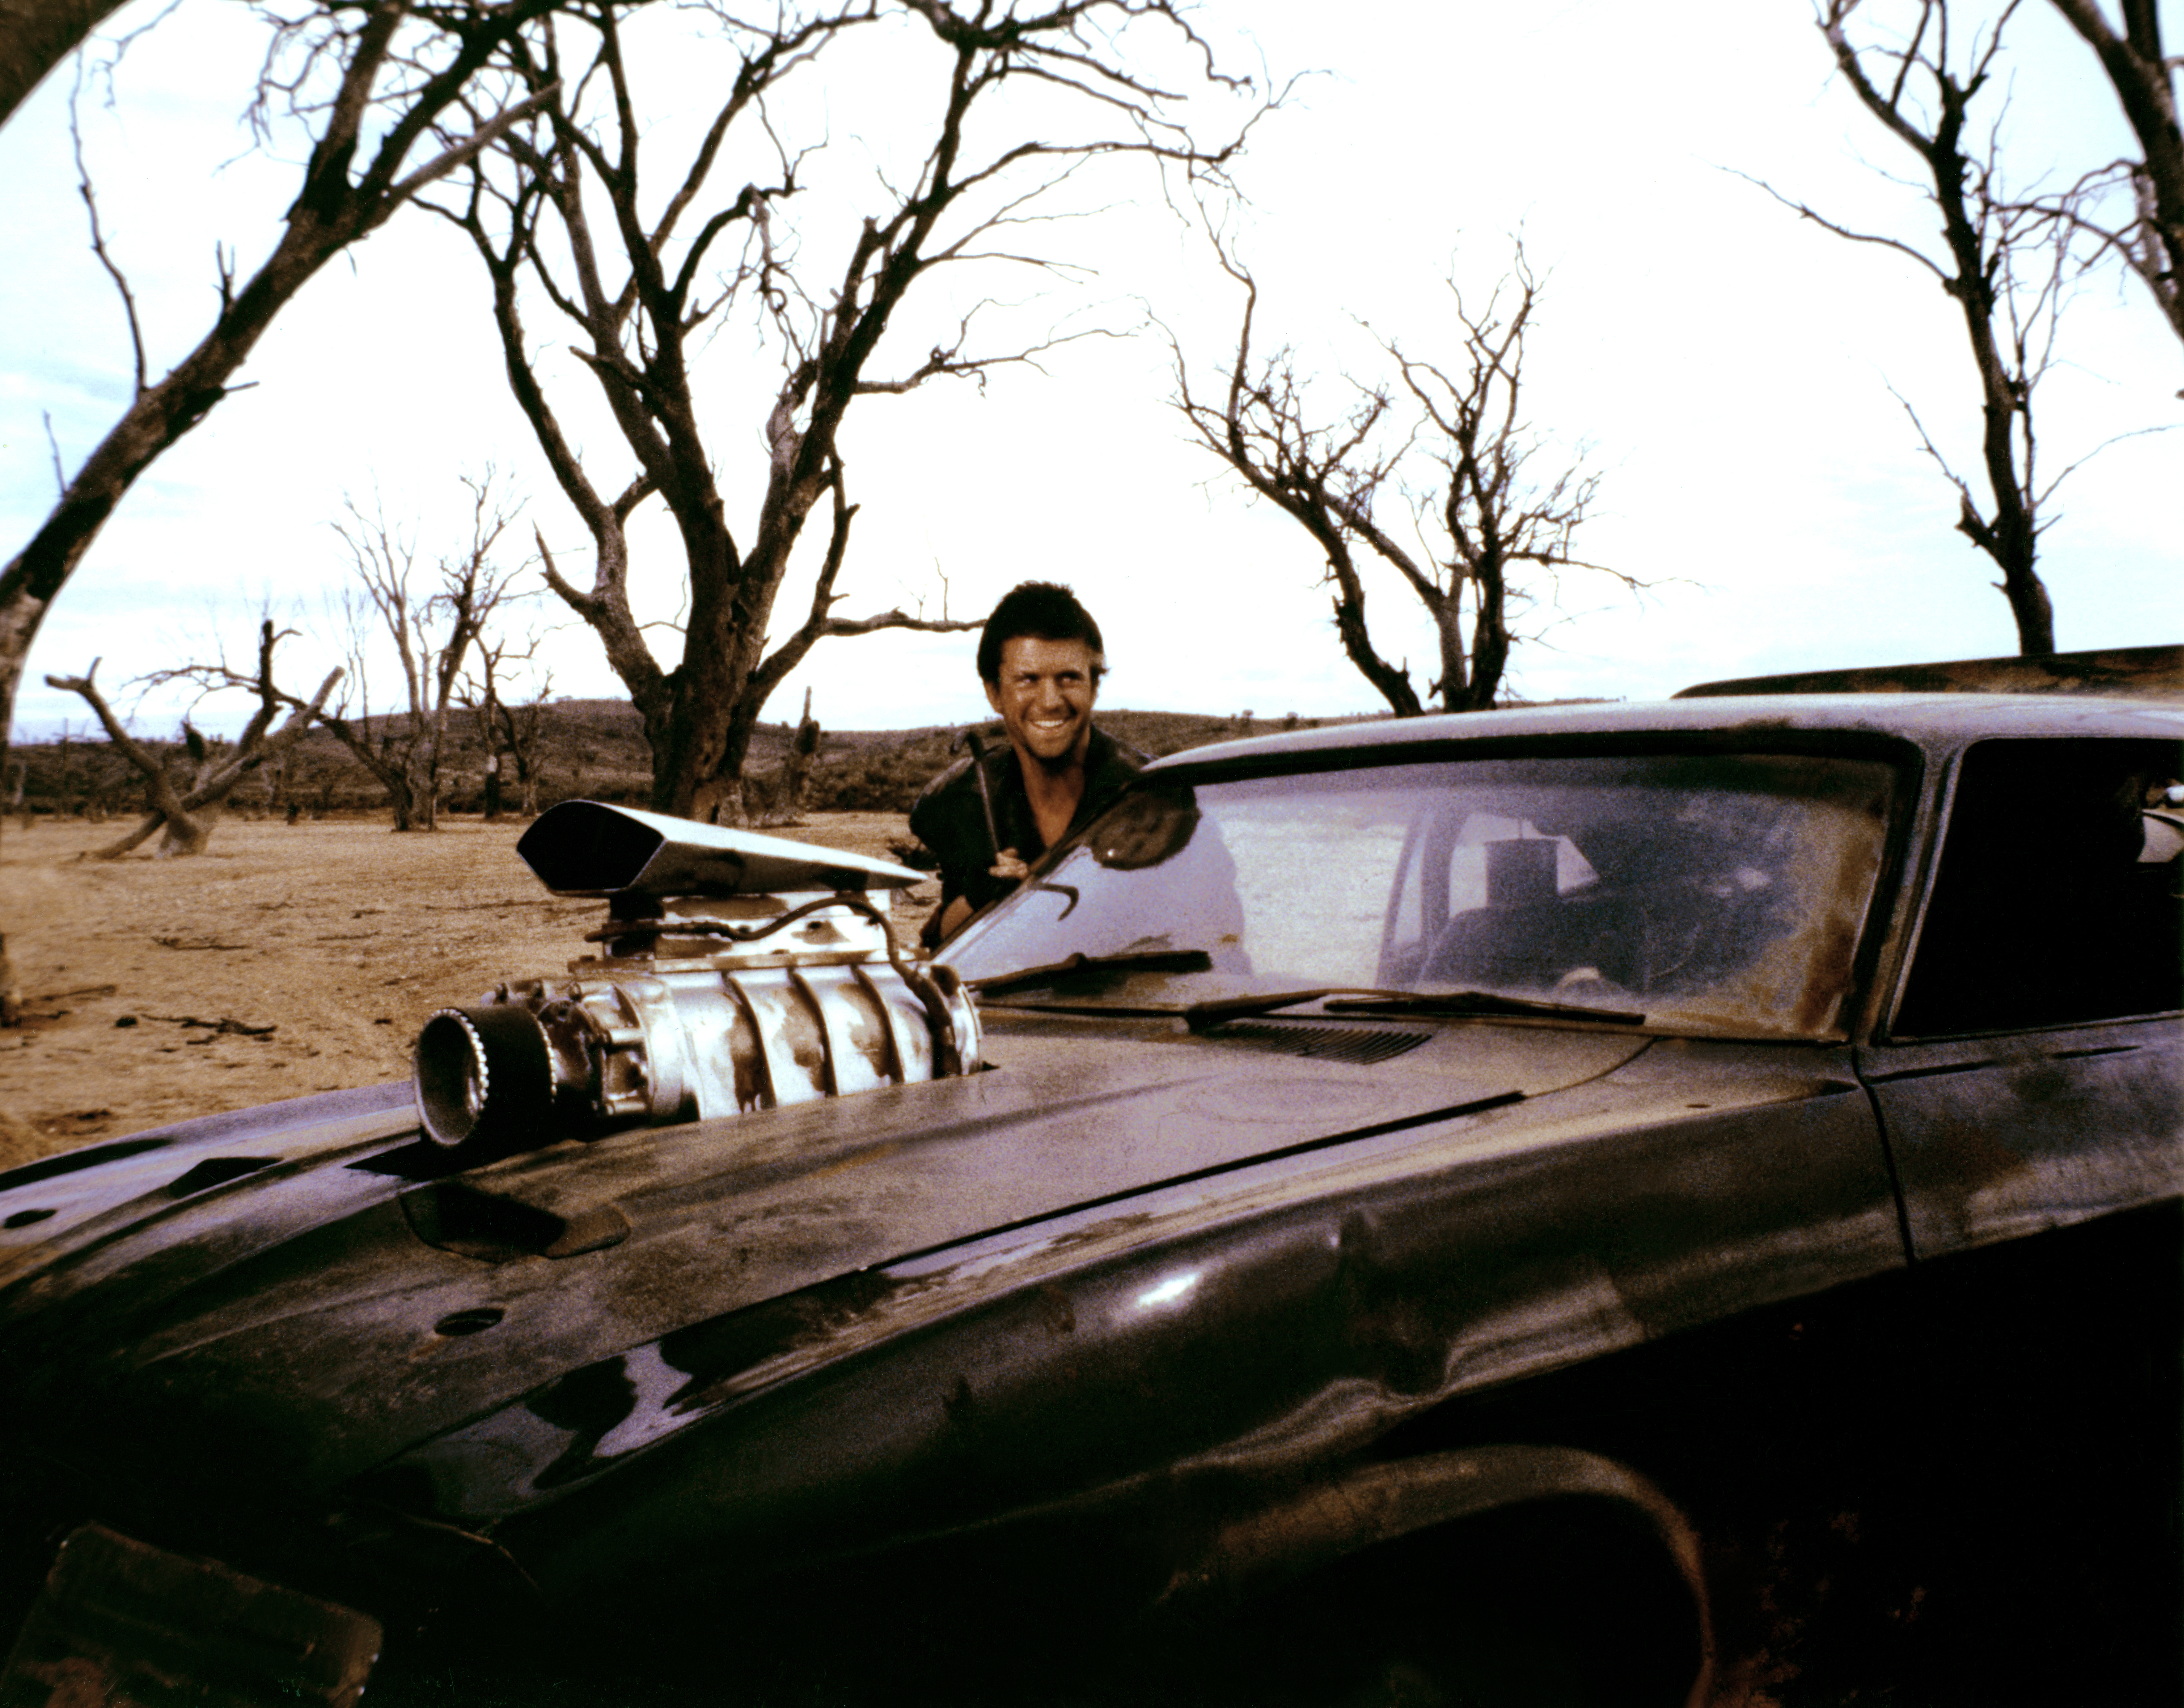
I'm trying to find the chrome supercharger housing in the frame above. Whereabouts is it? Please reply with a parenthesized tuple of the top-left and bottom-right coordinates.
(414, 802, 978, 1150)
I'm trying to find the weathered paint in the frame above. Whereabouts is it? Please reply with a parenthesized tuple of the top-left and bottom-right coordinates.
(0, 687, 2177, 1699)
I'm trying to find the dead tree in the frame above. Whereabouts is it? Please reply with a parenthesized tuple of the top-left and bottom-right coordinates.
(748, 686, 823, 825)
(460, 630, 553, 818)
(783, 688, 822, 821)
(430, 0, 1268, 820)
(0, 0, 568, 769)
(45, 625, 338, 857)
(1174, 239, 1626, 716)
(2044, 0, 2184, 347)
(163, 479, 524, 829)
(319, 475, 521, 829)
(296, 476, 522, 829)
(1756, 0, 2078, 655)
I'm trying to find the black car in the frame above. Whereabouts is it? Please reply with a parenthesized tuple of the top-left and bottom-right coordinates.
(2, 651, 2179, 1707)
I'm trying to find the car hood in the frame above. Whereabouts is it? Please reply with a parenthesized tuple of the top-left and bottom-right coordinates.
(0, 1020, 1657, 1505)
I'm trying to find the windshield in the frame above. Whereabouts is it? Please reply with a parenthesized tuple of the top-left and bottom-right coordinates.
(941, 751, 1900, 1038)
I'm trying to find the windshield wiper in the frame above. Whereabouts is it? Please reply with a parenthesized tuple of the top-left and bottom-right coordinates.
(970, 949, 1214, 1000)
(1326, 991, 1644, 1025)
(1184, 986, 1643, 1029)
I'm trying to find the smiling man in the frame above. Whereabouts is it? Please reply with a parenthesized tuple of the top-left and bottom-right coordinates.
(912, 582, 1145, 947)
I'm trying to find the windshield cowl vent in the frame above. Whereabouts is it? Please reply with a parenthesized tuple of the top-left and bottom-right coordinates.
(1199, 1021, 1432, 1066)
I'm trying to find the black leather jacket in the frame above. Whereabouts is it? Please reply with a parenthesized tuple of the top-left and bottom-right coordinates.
(909, 727, 1144, 945)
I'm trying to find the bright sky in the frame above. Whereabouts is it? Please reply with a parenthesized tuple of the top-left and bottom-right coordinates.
(3, 0, 2178, 744)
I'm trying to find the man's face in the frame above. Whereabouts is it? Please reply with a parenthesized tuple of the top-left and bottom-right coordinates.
(984, 635, 1098, 768)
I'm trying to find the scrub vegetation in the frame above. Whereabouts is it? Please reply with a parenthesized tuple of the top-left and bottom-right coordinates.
(1, 703, 1341, 824)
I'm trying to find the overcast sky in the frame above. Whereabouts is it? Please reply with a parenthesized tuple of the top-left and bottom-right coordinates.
(3, 0, 2178, 742)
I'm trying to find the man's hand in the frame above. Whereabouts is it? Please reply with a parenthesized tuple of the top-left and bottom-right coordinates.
(932, 852, 1030, 946)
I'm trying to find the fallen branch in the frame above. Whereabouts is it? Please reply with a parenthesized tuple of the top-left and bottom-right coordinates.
(143, 1013, 277, 1036)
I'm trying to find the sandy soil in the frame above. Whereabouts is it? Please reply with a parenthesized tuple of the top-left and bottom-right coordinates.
(0, 812, 924, 1173)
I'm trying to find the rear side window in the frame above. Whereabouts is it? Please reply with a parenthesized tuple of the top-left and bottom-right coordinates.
(1894, 738, 2184, 1036)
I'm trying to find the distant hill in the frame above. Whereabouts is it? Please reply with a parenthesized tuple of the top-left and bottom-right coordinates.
(4, 696, 1605, 823)
(2, 700, 1373, 822)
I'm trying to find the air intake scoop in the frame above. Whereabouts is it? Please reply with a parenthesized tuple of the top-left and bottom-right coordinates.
(517, 801, 926, 897)
(416, 801, 974, 1153)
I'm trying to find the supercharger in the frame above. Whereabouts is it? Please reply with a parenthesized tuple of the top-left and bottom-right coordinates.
(413, 801, 979, 1151)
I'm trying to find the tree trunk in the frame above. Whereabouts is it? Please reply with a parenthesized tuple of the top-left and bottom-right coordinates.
(0, 0, 131, 129)
(781, 687, 820, 820)
(1449, 552, 1510, 713)
(650, 500, 762, 820)
(0, 932, 22, 1028)
(2051, 0, 2184, 344)
(157, 802, 221, 857)
(387, 773, 420, 831)
(1933, 105, 2056, 655)
(1330, 582, 1425, 718)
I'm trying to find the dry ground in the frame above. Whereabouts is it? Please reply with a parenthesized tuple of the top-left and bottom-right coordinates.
(0, 812, 922, 1173)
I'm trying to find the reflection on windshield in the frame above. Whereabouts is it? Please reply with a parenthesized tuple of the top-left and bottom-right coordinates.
(941, 753, 1899, 1038)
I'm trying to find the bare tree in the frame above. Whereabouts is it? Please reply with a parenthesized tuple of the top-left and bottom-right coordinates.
(2045, 0, 2184, 348)
(162, 478, 524, 829)
(1755, 0, 2090, 655)
(0, 0, 568, 765)
(314, 476, 524, 828)
(1174, 239, 1625, 716)
(429, 0, 1267, 820)
(744, 686, 823, 825)
(44, 623, 339, 857)
(782, 687, 822, 821)
(460, 628, 554, 818)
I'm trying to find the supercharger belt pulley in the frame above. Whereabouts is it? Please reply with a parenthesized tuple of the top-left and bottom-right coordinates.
(412, 802, 977, 1152)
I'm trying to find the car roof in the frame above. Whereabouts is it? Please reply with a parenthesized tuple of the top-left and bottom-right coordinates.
(1142, 693, 2184, 772)
(1675, 643, 2182, 699)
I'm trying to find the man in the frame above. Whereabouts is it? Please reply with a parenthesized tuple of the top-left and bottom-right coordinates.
(912, 582, 1144, 946)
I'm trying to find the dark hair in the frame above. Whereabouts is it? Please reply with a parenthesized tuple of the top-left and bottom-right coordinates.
(977, 581, 1106, 686)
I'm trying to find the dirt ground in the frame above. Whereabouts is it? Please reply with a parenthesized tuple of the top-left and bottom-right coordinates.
(0, 811, 923, 1174)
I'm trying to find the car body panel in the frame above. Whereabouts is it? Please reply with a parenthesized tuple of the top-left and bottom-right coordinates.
(1859, 1015, 2183, 1258)
(0, 682, 2178, 1704)
(0, 1026, 1642, 1492)
(394, 1033, 1900, 1599)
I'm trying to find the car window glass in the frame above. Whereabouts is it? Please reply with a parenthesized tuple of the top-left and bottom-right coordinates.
(948, 751, 1900, 1039)
(1893, 738, 2184, 1036)
(1433, 816, 1600, 918)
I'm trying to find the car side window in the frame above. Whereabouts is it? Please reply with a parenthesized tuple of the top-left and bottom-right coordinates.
(1893, 738, 2184, 1036)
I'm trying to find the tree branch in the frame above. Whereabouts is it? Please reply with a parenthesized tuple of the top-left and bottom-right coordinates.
(3, 0, 568, 763)
(71, 62, 146, 398)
